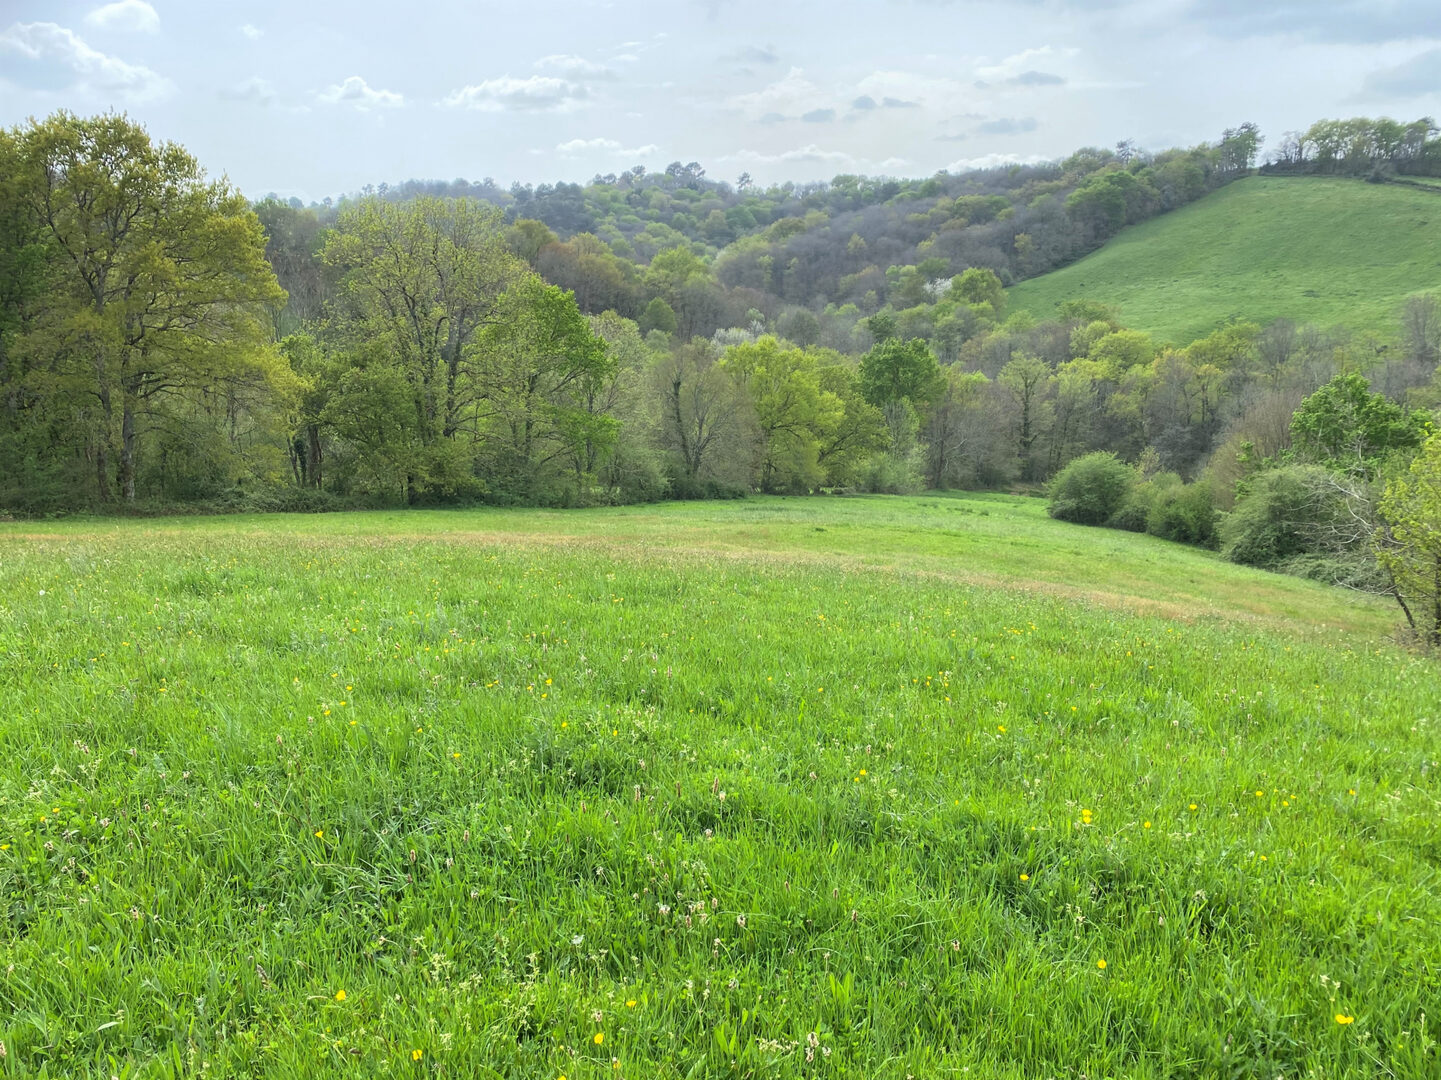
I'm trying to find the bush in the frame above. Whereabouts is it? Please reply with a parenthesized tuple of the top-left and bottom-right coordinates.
(1146, 480, 1218, 548)
(1276, 553, 1386, 591)
(1220, 465, 1346, 568)
(1108, 480, 1156, 532)
(600, 441, 670, 504)
(1047, 452, 1136, 525)
(861, 453, 924, 495)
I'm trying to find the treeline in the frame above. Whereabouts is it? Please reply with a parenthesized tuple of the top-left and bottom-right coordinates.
(6, 110, 1441, 529)
(1265, 116, 1441, 178)
(260, 122, 1266, 348)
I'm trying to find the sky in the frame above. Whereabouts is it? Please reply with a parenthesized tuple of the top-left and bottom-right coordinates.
(2, 0, 1439, 201)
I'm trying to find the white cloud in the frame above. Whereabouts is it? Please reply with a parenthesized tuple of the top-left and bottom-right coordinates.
(240, 24, 262, 40)
(535, 54, 615, 78)
(318, 75, 403, 110)
(722, 145, 914, 174)
(442, 75, 588, 111)
(855, 70, 967, 109)
(0, 21, 172, 100)
(725, 144, 859, 166)
(945, 152, 1051, 172)
(221, 76, 276, 105)
(83, 1, 159, 34)
(975, 46, 1077, 82)
(732, 68, 966, 124)
(729, 67, 827, 119)
(555, 137, 661, 156)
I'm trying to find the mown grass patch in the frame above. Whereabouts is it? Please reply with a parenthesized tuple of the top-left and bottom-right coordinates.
(1, 495, 1436, 1077)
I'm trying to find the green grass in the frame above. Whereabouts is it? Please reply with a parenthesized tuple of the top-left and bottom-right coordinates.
(1008, 176, 1441, 342)
(2, 494, 1437, 1077)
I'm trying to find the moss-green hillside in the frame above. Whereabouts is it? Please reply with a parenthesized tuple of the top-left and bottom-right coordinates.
(1008, 176, 1441, 342)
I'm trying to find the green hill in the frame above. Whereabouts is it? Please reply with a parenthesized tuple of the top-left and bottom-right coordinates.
(1008, 176, 1441, 342)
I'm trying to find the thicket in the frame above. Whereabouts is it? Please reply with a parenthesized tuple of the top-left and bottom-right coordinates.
(1047, 453, 1219, 549)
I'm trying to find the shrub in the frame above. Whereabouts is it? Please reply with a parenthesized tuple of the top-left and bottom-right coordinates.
(1047, 452, 1136, 525)
(861, 453, 924, 495)
(1220, 465, 1347, 568)
(1276, 553, 1386, 591)
(1108, 481, 1157, 532)
(1146, 480, 1218, 548)
(600, 441, 670, 504)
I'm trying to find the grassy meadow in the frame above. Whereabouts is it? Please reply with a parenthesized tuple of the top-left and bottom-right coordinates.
(1, 494, 1438, 1077)
(1008, 176, 1441, 342)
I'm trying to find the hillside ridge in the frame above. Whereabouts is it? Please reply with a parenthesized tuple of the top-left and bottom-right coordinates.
(1008, 176, 1441, 341)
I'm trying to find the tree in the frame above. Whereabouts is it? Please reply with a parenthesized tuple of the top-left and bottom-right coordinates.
(639, 296, 677, 335)
(998, 353, 1052, 479)
(655, 339, 750, 494)
(473, 278, 614, 501)
(858, 338, 941, 408)
(924, 367, 989, 488)
(322, 196, 525, 498)
(254, 198, 329, 337)
(1290, 373, 1427, 477)
(1378, 433, 1441, 643)
(0, 124, 62, 509)
(14, 112, 288, 503)
(504, 218, 558, 265)
(1047, 452, 1136, 525)
(720, 336, 843, 492)
(1218, 122, 1263, 173)
(814, 361, 886, 486)
(952, 267, 1005, 314)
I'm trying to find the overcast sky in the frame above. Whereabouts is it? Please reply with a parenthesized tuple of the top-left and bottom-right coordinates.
(2, 0, 1439, 201)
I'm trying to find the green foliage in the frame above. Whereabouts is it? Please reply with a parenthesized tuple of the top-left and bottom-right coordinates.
(639, 296, 678, 335)
(1047, 451, 1136, 525)
(858, 338, 941, 408)
(1065, 167, 1158, 238)
(2, 112, 288, 505)
(1378, 433, 1441, 644)
(952, 267, 1007, 317)
(473, 277, 616, 502)
(719, 337, 845, 493)
(1145, 478, 1218, 548)
(0, 497, 1434, 1076)
(1220, 465, 1350, 568)
(1290, 373, 1427, 476)
(11, 112, 1441, 517)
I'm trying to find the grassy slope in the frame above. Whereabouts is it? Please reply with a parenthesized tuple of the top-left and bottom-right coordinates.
(1, 495, 1437, 1077)
(1008, 176, 1441, 342)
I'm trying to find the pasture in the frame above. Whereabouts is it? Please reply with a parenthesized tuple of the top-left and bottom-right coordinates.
(1, 494, 1437, 1077)
(1008, 176, 1441, 342)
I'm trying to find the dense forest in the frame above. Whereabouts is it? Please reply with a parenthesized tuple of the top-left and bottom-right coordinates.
(4, 113, 1441, 552)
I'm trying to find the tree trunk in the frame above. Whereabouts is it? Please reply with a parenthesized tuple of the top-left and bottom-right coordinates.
(120, 400, 137, 502)
(1432, 555, 1441, 647)
(95, 443, 111, 504)
(307, 424, 323, 489)
(95, 378, 113, 504)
